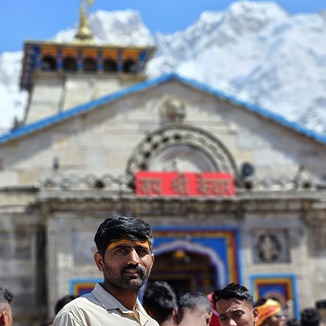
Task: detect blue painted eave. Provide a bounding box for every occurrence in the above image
[173,74,326,145]
[1,73,326,146]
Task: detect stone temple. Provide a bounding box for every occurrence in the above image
[1,2,326,325]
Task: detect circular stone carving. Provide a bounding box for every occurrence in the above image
[161,95,186,122]
[126,124,238,179]
[150,144,216,172]
[257,234,281,262]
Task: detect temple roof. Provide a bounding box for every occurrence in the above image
[19,40,155,91]
[2,74,326,146]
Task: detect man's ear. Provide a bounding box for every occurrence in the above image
[253,307,259,323]
[0,310,8,326]
[206,311,213,325]
[94,252,104,272]
[172,308,178,323]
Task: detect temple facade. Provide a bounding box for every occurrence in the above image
[1,3,326,326]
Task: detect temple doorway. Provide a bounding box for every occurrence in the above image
[148,249,218,299]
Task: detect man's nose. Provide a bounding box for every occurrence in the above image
[128,248,141,264]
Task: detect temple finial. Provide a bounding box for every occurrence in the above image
[75,0,94,43]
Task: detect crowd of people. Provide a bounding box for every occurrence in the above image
[1,216,323,326]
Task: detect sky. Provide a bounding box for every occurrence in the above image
[0,0,325,54]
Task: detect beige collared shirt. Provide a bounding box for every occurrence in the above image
[53,283,159,326]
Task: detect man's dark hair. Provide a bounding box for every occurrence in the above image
[213,283,253,306]
[94,216,154,256]
[54,294,77,314]
[300,308,320,326]
[178,291,212,321]
[142,281,177,324]
[0,287,14,304]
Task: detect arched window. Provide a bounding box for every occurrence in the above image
[84,57,97,72]
[41,55,57,71]
[103,58,117,72]
[122,59,137,73]
[63,56,77,72]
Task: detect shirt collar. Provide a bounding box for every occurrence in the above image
[91,283,151,324]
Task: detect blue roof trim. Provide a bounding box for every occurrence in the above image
[1,73,326,145]
[173,74,326,145]
[0,74,172,144]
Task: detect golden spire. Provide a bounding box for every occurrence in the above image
[75,0,94,43]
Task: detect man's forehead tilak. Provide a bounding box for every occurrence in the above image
[107,239,150,251]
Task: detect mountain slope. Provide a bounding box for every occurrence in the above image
[0,1,325,135]
[147,1,326,133]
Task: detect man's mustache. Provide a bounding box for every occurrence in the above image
[122,264,145,276]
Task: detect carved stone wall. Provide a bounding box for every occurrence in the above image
[0,191,47,326]
[251,229,290,263]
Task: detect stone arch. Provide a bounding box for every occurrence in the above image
[41,55,57,71]
[63,56,77,72]
[126,124,239,179]
[122,59,137,73]
[103,58,117,72]
[83,57,97,72]
[153,239,226,287]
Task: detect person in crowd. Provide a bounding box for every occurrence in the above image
[214,283,259,326]
[54,294,77,315]
[40,294,77,326]
[53,215,159,326]
[207,291,221,326]
[300,308,321,326]
[0,287,14,326]
[178,291,212,326]
[254,298,287,326]
[142,280,178,326]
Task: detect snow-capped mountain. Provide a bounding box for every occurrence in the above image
[0,51,28,134]
[147,2,326,133]
[0,1,325,135]
[55,9,155,47]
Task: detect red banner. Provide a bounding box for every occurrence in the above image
[135,172,235,197]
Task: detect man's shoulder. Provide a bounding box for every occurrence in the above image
[56,293,101,315]
[53,295,105,325]
[63,293,99,308]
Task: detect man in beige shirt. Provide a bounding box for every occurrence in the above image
[53,216,159,326]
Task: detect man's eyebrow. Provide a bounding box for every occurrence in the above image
[107,243,128,251]
[107,239,151,253]
[135,243,149,247]
[112,243,130,248]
